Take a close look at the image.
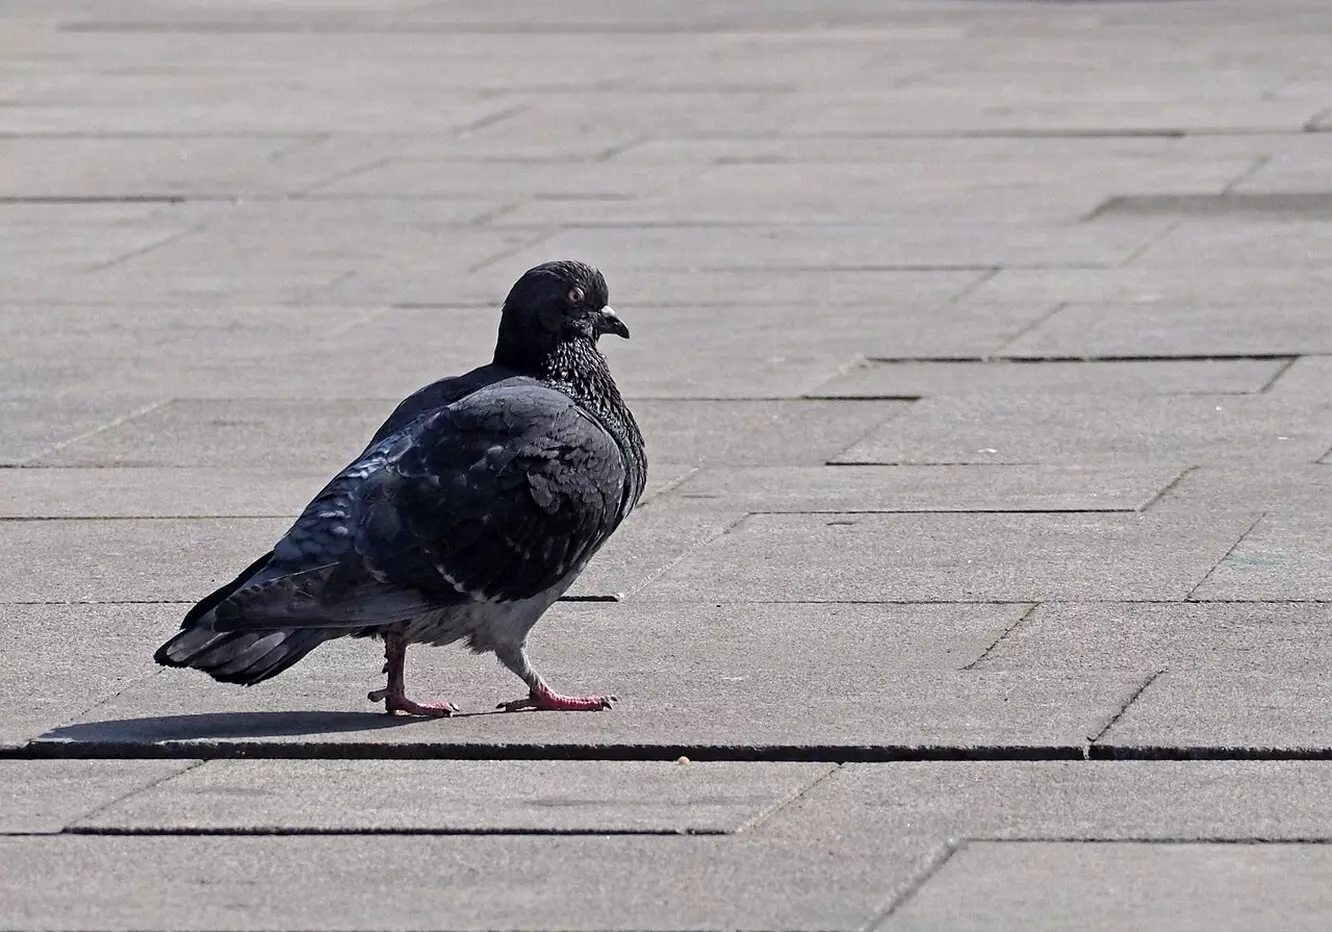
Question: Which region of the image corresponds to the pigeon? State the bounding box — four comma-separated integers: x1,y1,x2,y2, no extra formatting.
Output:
155,260,646,716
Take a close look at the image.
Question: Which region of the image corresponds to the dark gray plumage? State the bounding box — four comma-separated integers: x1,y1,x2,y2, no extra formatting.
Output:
155,260,646,715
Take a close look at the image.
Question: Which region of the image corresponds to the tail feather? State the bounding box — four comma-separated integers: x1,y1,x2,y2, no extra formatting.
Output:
154,626,333,685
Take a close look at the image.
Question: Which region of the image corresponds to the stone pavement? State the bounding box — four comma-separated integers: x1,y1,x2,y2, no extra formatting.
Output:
2,0,1332,928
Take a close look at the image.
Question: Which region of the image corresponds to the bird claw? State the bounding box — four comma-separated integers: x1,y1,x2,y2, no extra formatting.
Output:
367,688,458,717
498,690,617,713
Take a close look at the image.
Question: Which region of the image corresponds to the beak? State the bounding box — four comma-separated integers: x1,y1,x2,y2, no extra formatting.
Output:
595,305,630,340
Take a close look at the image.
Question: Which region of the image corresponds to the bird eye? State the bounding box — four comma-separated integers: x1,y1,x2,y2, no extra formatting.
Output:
567,286,585,306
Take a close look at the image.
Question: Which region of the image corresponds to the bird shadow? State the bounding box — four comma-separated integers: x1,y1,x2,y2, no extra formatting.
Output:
40,701,542,747
43,709,431,744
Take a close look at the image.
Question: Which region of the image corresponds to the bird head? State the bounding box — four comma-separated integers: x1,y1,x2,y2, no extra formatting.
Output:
494,260,628,370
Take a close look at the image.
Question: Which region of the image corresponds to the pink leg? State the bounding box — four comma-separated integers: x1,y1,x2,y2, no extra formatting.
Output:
367,630,457,717
495,646,616,713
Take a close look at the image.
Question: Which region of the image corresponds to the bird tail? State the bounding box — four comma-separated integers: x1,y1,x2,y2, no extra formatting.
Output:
154,625,333,686
154,549,332,686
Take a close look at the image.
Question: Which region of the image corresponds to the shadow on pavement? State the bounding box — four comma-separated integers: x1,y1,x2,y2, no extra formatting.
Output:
41,710,419,744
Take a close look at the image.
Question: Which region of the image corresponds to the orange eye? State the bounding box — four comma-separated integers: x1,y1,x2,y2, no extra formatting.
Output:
567,286,585,305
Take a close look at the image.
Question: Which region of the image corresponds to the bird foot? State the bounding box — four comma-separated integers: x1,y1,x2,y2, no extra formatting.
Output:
367,688,458,717
498,687,616,713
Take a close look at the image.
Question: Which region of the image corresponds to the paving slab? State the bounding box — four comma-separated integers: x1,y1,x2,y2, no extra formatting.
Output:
882,841,1332,932
0,831,928,932
0,462,696,520
640,510,1256,602
0,137,351,199
976,602,1332,673
35,397,905,470
74,759,834,834
0,397,165,465
1001,301,1332,357
785,94,1320,136
814,358,1284,397
972,267,1332,310
0,603,175,749
666,465,1181,513
1190,513,1332,601
1153,465,1332,515
1129,219,1332,270
486,219,1175,272
40,665,1142,755
1097,673,1332,754
35,399,396,471
630,399,908,466
0,468,329,519
834,395,1332,467
0,504,711,605
792,762,1332,844
0,760,196,833
0,517,291,603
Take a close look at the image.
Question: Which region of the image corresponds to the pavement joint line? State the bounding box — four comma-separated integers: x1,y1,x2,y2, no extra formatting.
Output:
56,825,727,838
731,762,841,835
942,266,1002,305
1300,106,1331,132
17,399,171,466
82,221,207,273
1110,216,1181,267
1221,153,1272,194
1086,670,1163,753
290,158,396,198
620,512,750,600
1138,465,1198,514
464,227,561,275
993,301,1069,354
961,602,1040,671
1091,746,1332,761
8,743,1091,763
865,839,963,929
961,836,1332,845
861,353,1305,364
1182,512,1266,601
67,759,206,830
636,465,700,506
1258,355,1301,392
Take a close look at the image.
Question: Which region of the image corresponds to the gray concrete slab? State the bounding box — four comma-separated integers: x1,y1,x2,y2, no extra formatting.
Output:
809,761,1332,842
0,831,928,932
882,841,1332,932
972,267,1332,311
976,602,1332,673
1190,513,1332,601
0,603,173,748
1098,673,1332,753
1001,301,1332,357
814,358,1286,398
75,759,834,834
487,219,1175,272
0,397,165,465
641,511,1256,602
834,395,1332,467
0,468,329,519
0,462,696,520
1130,219,1332,270
42,668,1143,754
631,399,909,467
1154,465,1332,515
0,760,196,833
0,517,292,603
667,465,1182,513
0,504,709,605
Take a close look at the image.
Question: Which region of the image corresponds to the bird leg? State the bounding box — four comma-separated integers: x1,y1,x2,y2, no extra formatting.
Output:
367,629,457,717
495,645,616,712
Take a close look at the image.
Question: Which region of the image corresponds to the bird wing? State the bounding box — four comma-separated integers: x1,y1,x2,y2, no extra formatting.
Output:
210,381,629,632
